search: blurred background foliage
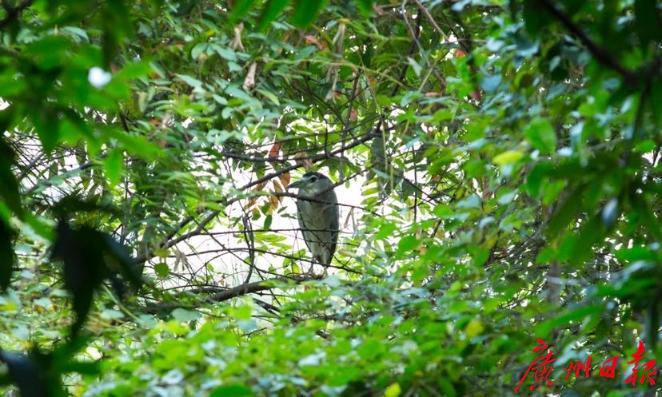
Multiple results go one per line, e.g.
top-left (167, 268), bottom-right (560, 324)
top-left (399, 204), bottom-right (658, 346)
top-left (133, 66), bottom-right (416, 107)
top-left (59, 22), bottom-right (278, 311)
top-left (0, 0), bottom-right (660, 396)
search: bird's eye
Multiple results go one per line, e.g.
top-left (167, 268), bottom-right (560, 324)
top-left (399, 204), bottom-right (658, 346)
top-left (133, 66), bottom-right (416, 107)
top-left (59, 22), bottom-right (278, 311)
top-left (310, 176), bottom-right (318, 182)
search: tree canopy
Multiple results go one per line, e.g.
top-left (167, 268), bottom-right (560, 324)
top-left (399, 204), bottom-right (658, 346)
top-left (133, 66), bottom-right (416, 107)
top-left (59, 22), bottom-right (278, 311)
top-left (0, 0), bottom-right (660, 396)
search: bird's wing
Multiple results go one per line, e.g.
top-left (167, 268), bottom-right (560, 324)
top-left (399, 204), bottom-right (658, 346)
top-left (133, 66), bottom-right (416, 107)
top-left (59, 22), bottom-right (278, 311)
top-left (296, 199), bottom-right (314, 252)
top-left (296, 192), bottom-right (339, 265)
top-left (322, 191), bottom-right (340, 263)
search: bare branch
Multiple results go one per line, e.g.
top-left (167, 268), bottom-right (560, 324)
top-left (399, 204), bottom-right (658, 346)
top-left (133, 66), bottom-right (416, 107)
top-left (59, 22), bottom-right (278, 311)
top-left (142, 275), bottom-right (321, 313)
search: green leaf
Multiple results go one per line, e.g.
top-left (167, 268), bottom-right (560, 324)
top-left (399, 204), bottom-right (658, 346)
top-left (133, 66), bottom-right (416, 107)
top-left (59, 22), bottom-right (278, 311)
top-left (154, 263), bottom-right (170, 279)
top-left (23, 214), bottom-right (55, 242)
top-left (634, 0), bottom-right (661, 50)
top-left (229, 0), bottom-right (255, 22)
top-left (536, 305), bottom-right (604, 338)
top-left (24, 36), bottom-right (71, 69)
top-left (226, 85), bottom-right (253, 101)
top-left (493, 150), bottom-right (524, 166)
top-left (356, 0), bottom-right (374, 15)
top-left (0, 71), bottom-right (27, 97)
top-left (535, 246), bottom-right (556, 264)
top-left (172, 308), bottom-right (201, 322)
top-left (191, 43), bottom-right (208, 60)
top-left (522, 1), bottom-right (551, 36)
top-left (114, 61), bottom-right (153, 81)
top-left (0, 139), bottom-right (22, 217)
top-left (51, 221), bottom-right (108, 336)
top-left (215, 46), bottom-right (237, 62)
top-left (104, 128), bottom-right (161, 160)
top-left (634, 139), bottom-right (656, 153)
top-left (384, 383), bottom-right (401, 397)
top-left (375, 222), bottom-right (396, 239)
top-left (32, 109), bottom-right (60, 153)
top-left (397, 235), bottom-right (418, 255)
top-left (0, 351), bottom-right (52, 397)
top-left (291, 0), bottom-right (326, 27)
top-left (480, 74), bottom-right (501, 92)
top-left (263, 214), bottom-right (273, 229)
top-left (176, 74), bottom-right (204, 89)
top-left (257, 88), bottom-right (280, 105)
top-left (100, 308), bottom-right (125, 320)
top-left (546, 185), bottom-right (584, 238)
top-left (600, 198), bottom-right (618, 228)
top-left (438, 378), bottom-right (457, 397)
top-left (0, 218), bottom-right (15, 291)
top-left (51, 219), bottom-right (140, 336)
top-left (465, 318), bottom-right (484, 339)
top-left (406, 57), bottom-right (422, 77)
top-left (569, 216), bottom-right (603, 266)
top-left (210, 385), bottom-right (254, 397)
top-left (258, 0), bottom-right (289, 31)
top-left (525, 118), bottom-right (557, 154)
top-left (103, 149), bottom-right (123, 186)
top-left (615, 246), bottom-right (657, 262)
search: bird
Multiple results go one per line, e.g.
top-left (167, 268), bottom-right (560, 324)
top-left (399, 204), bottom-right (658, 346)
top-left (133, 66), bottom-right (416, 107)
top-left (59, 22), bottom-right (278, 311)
top-left (287, 172), bottom-right (339, 273)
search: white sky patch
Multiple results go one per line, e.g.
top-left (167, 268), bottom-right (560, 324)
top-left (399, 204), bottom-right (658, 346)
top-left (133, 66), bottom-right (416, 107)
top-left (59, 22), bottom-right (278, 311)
top-left (158, 167), bottom-right (369, 287)
top-left (88, 67), bottom-right (112, 88)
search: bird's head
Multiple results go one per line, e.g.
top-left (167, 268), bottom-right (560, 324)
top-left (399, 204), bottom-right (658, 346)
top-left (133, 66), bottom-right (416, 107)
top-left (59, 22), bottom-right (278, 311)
top-left (287, 172), bottom-right (334, 196)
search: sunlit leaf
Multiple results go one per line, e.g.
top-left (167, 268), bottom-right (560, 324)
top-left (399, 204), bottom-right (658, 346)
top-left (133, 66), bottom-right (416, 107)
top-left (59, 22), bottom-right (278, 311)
top-left (493, 150), bottom-right (524, 166)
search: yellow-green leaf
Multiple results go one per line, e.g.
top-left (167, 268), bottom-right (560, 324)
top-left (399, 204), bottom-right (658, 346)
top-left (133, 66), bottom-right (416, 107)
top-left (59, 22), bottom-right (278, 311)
top-left (493, 150), bottom-right (524, 165)
top-left (465, 318), bottom-right (484, 339)
top-left (384, 383), bottom-right (401, 397)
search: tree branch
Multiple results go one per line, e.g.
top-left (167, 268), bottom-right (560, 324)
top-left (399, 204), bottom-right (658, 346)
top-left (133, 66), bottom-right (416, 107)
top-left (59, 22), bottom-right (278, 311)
top-left (537, 0), bottom-right (638, 86)
top-left (0, 0), bottom-right (33, 30)
top-left (142, 275), bottom-right (321, 313)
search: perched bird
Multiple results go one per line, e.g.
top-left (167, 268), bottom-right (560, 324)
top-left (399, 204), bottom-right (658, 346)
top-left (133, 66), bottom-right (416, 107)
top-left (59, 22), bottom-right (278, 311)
top-left (287, 172), bottom-right (339, 271)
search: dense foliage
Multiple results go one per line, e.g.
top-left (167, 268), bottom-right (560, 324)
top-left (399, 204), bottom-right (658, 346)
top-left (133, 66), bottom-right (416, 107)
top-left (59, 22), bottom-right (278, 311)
top-left (0, 0), bottom-right (660, 396)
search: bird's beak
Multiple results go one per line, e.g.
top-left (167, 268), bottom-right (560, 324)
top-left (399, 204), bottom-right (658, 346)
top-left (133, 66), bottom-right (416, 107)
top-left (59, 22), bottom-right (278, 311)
top-left (287, 180), bottom-right (304, 189)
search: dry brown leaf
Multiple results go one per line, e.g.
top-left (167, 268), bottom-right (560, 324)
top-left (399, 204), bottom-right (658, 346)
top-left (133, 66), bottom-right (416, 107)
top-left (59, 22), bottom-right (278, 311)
top-left (304, 34), bottom-right (326, 50)
top-left (246, 180), bottom-right (267, 209)
top-left (269, 194), bottom-right (280, 210)
top-left (231, 23), bottom-right (244, 50)
top-left (268, 142), bottom-right (282, 159)
top-left (279, 172), bottom-right (291, 189)
top-left (272, 179), bottom-right (283, 204)
top-left (243, 62), bottom-right (257, 91)
top-left (293, 152), bottom-right (313, 170)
